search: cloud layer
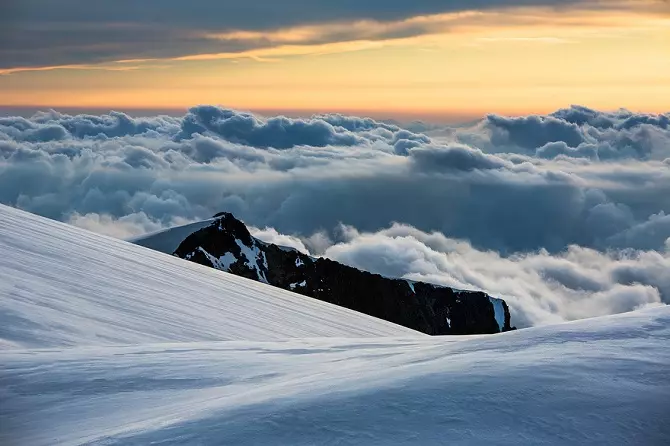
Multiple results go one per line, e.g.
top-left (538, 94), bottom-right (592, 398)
top-left (1, 104), bottom-right (669, 325)
top-left (315, 224), bottom-right (667, 327)
top-left (1, 0), bottom-right (660, 71)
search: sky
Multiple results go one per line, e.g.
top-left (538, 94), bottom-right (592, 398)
top-left (1, 0), bottom-right (669, 119)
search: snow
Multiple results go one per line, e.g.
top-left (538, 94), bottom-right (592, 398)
top-left (235, 239), bottom-right (269, 283)
top-left (295, 256), bottom-right (304, 267)
top-left (290, 280), bottom-right (307, 290)
top-left (0, 204), bottom-right (419, 348)
top-left (131, 219), bottom-right (214, 253)
top-left (2, 204), bottom-right (669, 445)
top-left (218, 251), bottom-right (237, 271)
top-left (2, 307), bottom-right (669, 445)
top-left (489, 297), bottom-right (506, 331)
top-left (406, 279), bottom-right (415, 293)
top-left (196, 247), bottom-right (236, 272)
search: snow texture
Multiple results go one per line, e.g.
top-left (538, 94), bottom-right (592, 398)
top-left (131, 219), bottom-right (214, 253)
top-left (1, 204), bottom-right (669, 445)
top-left (2, 308), bottom-right (669, 445)
top-left (0, 204), bottom-right (419, 349)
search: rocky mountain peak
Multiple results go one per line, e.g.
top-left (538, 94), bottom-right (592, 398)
top-left (173, 213), bottom-right (515, 335)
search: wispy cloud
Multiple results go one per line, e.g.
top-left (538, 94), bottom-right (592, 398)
top-left (1, 1), bottom-right (665, 73)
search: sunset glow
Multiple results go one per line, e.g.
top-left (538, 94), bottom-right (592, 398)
top-left (2, 3), bottom-right (668, 118)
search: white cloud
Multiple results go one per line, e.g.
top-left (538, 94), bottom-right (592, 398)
top-left (320, 223), bottom-right (667, 327)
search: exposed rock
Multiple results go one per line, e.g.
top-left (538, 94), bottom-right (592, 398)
top-left (174, 213), bottom-right (516, 335)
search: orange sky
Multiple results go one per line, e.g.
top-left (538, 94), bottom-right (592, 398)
top-left (1, 5), bottom-right (669, 118)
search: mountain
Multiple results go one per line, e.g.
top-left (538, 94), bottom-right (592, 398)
top-left (1, 204), bottom-right (669, 445)
top-left (136, 212), bottom-right (514, 335)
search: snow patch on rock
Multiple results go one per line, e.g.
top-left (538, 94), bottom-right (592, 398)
top-left (406, 280), bottom-right (415, 293)
top-left (489, 297), bottom-right (506, 332)
top-left (235, 239), bottom-right (268, 283)
top-left (289, 280), bottom-right (307, 290)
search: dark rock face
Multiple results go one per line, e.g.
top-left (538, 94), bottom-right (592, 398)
top-left (174, 213), bottom-right (515, 335)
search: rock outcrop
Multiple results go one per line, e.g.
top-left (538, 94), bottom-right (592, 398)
top-left (173, 212), bottom-right (515, 335)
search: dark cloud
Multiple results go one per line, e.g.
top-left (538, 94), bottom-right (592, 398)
top-left (409, 144), bottom-right (507, 171)
top-left (177, 106), bottom-right (363, 149)
top-left (486, 114), bottom-right (586, 149)
top-left (470, 106), bottom-right (670, 161)
top-left (1, 0), bottom-right (612, 70)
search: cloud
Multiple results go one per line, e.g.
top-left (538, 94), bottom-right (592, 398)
top-left (249, 226), bottom-right (310, 254)
top-left (1, 105), bottom-right (669, 256)
top-left (1, 0), bottom-right (654, 71)
top-left (315, 223), bottom-right (667, 327)
top-left (68, 211), bottom-right (192, 239)
top-left (2, 104), bottom-right (669, 326)
top-left (178, 106), bottom-right (363, 148)
top-left (409, 144), bottom-right (508, 171)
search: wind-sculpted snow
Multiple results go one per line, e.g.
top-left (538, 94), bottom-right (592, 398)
top-left (1, 307), bottom-right (668, 445)
top-left (0, 204), bottom-right (419, 349)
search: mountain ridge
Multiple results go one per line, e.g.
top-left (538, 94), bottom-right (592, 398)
top-left (163, 212), bottom-right (515, 335)
top-left (0, 204), bottom-right (419, 349)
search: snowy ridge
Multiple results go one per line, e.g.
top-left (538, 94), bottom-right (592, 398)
top-left (160, 214), bottom-right (515, 335)
top-left (0, 204), bottom-right (420, 349)
top-left (131, 219), bottom-right (215, 253)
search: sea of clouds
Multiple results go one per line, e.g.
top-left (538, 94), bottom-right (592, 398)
top-left (1, 105), bottom-right (668, 326)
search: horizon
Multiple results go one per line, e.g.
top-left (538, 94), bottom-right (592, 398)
top-left (2, 1), bottom-right (669, 116)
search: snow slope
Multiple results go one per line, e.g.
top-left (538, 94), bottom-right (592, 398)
top-left (2, 308), bottom-right (669, 445)
top-left (130, 218), bottom-right (215, 254)
top-left (1, 204), bottom-right (669, 445)
top-left (0, 204), bottom-right (419, 348)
